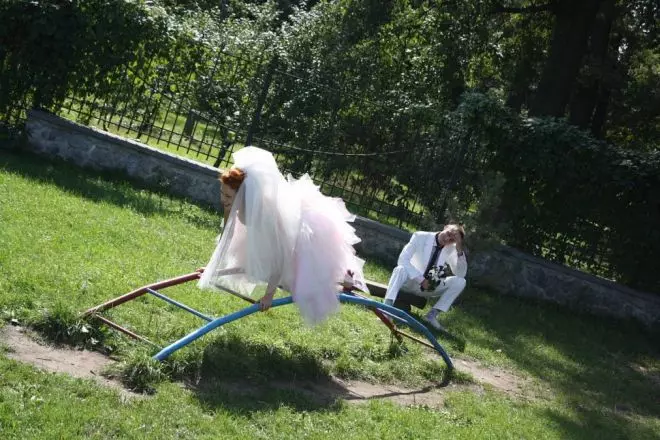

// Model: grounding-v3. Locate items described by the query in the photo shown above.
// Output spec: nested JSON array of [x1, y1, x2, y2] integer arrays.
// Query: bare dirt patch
[[0, 325, 134, 395], [454, 357, 532, 397], [2, 324, 541, 406], [330, 377, 450, 407]]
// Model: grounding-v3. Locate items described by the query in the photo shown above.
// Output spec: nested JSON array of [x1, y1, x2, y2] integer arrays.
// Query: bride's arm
[[258, 273, 280, 311]]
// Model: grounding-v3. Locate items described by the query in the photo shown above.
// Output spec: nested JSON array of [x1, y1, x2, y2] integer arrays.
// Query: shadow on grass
[[542, 406, 660, 440], [402, 309, 468, 353], [190, 377, 346, 414], [200, 332, 332, 383], [451, 289, 660, 424], [0, 149, 220, 230], [189, 332, 451, 413], [189, 333, 341, 413]]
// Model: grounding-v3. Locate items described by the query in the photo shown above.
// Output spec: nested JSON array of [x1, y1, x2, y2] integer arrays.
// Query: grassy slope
[[0, 149, 658, 439]]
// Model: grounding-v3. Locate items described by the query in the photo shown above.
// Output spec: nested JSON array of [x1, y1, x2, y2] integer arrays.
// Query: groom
[[384, 223, 468, 331]]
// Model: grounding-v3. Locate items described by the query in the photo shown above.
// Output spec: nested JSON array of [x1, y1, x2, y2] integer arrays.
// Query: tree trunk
[[506, 55, 535, 111], [590, 86, 610, 137], [530, 0, 601, 117], [568, 0, 616, 127], [568, 82, 599, 127]]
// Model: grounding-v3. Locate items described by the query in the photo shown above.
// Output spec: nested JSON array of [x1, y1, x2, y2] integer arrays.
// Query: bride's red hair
[[220, 167, 246, 190]]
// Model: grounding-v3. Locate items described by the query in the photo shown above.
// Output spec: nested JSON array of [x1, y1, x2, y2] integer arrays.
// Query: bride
[[198, 146, 368, 325]]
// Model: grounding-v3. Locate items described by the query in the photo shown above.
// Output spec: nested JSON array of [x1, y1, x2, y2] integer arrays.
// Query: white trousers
[[384, 266, 466, 312]]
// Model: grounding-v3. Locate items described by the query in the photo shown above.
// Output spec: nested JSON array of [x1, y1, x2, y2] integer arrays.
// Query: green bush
[[446, 92, 660, 293], [0, 0, 170, 115]]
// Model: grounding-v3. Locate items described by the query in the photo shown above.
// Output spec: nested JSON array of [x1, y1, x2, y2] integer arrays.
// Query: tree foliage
[[0, 0, 172, 113], [0, 0, 657, 290]]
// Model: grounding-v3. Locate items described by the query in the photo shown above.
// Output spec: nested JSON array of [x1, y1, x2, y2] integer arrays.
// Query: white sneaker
[[422, 314, 446, 332]]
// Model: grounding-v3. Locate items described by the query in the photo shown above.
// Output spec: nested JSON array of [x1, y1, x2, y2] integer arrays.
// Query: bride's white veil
[[198, 147, 301, 296]]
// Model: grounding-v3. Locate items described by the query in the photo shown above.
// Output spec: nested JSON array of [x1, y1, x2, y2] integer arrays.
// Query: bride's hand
[[259, 278, 278, 311], [258, 293, 274, 311]]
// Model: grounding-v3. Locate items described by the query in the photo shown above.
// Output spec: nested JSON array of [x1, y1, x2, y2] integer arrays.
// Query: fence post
[[438, 138, 470, 224], [183, 109, 199, 138], [245, 57, 278, 147]]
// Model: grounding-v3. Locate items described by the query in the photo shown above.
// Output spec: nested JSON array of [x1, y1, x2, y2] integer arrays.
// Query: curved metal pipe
[[153, 294, 454, 374], [153, 297, 293, 360], [338, 294, 454, 372]]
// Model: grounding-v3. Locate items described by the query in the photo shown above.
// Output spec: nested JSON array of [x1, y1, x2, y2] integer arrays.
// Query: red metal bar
[[82, 270, 203, 317], [345, 289, 404, 343], [395, 329, 436, 349], [220, 285, 257, 304], [82, 267, 253, 348], [86, 269, 434, 353], [348, 288, 435, 348], [373, 308, 404, 343], [92, 315, 159, 347]]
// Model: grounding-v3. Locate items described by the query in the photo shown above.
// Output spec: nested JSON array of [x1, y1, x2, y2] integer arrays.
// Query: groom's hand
[[420, 279, 430, 291], [453, 231, 464, 253]]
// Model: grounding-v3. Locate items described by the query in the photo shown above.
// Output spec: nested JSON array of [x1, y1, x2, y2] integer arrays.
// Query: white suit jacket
[[398, 231, 468, 284]]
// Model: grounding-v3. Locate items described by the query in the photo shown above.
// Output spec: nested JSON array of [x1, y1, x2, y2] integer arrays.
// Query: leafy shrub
[[0, 0, 170, 114], [444, 92, 660, 293]]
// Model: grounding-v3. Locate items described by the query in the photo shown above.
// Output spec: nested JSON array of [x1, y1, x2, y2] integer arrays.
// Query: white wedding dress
[[198, 147, 367, 325]]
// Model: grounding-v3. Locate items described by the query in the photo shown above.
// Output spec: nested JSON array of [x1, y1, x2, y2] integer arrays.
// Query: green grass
[[1, 149, 659, 439]]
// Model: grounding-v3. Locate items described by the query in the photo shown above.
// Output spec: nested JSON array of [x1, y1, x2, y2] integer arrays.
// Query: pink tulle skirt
[[289, 176, 367, 324]]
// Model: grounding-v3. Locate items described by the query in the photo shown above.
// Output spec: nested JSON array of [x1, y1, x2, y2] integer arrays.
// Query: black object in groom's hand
[[421, 244, 443, 291]]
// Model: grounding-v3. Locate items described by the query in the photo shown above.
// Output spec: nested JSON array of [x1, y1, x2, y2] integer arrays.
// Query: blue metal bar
[[153, 297, 293, 360], [338, 295, 454, 371], [153, 294, 453, 373], [145, 288, 214, 322]]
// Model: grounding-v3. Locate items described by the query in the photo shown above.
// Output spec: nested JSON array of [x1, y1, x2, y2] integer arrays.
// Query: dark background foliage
[[0, 0, 657, 292]]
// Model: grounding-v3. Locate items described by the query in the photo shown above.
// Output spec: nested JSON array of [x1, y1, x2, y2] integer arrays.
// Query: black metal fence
[[39, 49, 460, 230], [3, 46, 652, 292], [0, 99, 27, 128]]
